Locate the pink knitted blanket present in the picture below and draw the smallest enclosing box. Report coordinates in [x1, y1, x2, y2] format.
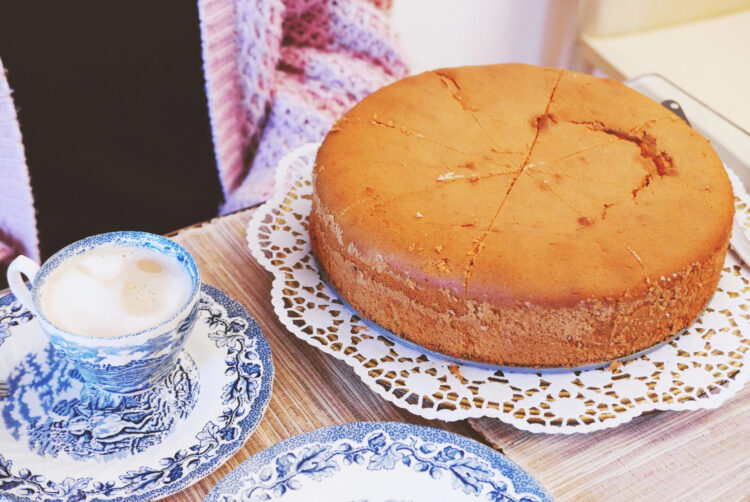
[198, 0, 408, 213]
[0, 58, 39, 266]
[0, 1, 404, 264]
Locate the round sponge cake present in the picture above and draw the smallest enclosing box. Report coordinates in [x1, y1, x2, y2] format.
[309, 63, 734, 367]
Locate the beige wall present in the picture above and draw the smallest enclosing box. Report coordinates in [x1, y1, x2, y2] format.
[391, 0, 750, 74]
[391, 0, 579, 74]
[579, 0, 750, 36]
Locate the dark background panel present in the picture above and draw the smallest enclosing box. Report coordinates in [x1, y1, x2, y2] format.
[0, 0, 222, 271]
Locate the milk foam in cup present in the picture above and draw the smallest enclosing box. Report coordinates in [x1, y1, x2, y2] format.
[40, 245, 193, 338]
[7, 232, 201, 394]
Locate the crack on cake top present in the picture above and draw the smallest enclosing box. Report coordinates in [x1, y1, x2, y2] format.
[569, 119, 676, 178]
[338, 186, 437, 220]
[458, 110, 677, 292]
[328, 68, 690, 298]
[523, 170, 582, 217]
[631, 173, 652, 201]
[435, 169, 517, 184]
[524, 139, 619, 173]
[435, 70, 505, 154]
[352, 116, 467, 154]
[462, 69, 565, 293]
[627, 246, 651, 284]
[342, 116, 521, 171]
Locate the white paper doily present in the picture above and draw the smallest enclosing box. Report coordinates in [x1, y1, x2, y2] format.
[247, 143, 750, 434]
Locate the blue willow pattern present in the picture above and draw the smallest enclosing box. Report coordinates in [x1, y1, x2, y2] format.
[2, 343, 199, 460]
[237, 432, 540, 502]
[0, 287, 268, 502]
[0, 303, 32, 347]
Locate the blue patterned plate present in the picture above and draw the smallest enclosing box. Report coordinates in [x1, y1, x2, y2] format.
[0, 284, 274, 501]
[205, 422, 552, 502]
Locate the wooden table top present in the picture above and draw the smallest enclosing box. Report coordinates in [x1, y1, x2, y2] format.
[158, 208, 750, 502]
[7, 208, 742, 501]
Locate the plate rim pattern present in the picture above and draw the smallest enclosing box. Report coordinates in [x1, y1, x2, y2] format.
[204, 421, 552, 502]
[0, 283, 274, 502]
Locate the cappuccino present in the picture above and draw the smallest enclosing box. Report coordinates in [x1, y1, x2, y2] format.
[40, 244, 193, 338]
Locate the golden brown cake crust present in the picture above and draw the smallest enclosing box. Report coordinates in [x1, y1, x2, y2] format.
[310, 63, 734, 367]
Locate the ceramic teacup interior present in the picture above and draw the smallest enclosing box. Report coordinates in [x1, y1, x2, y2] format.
[30, 232, 201, 393]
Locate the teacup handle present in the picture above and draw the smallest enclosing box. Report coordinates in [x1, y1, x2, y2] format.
[7, 255, 40, 311]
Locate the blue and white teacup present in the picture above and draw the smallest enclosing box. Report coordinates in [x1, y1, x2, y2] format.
[6, 231, 201, 394]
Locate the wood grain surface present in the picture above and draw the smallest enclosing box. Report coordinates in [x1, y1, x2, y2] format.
[470, 382, 750, 502]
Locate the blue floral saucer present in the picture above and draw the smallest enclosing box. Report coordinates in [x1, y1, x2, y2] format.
[0, 284, 274, 502]
[205, 422, 552, 502]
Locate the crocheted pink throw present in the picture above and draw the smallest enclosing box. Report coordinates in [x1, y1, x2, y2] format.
[0, 58, 39, 266]
[198, 0, 408, 213]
